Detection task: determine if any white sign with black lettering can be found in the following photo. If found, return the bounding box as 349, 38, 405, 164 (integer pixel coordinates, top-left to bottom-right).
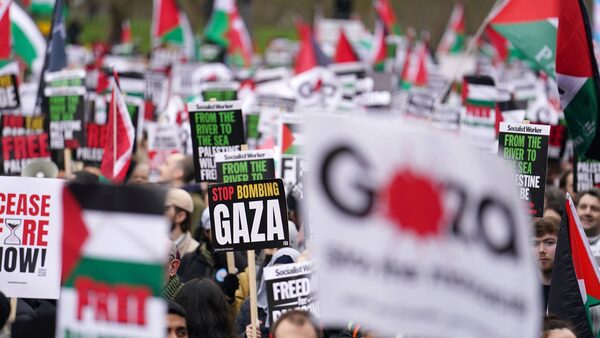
264, 261, 319, 324
307, 115, 540, 338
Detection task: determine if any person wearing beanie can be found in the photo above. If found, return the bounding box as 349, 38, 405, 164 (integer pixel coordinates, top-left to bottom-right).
165, 188, 199, 259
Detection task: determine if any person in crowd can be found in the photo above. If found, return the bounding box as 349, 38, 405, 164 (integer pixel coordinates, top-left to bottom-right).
542, 315, 577, 338
179, 208, 247, 305
166, 188, 199, 258
163, 240, 184, 300
531, 217, 559, 309
559, 169, 575, 199
127, 162, 150, 185
544, 186, 564, 219
159, 154, 195, 188
174, 278, 237, 338
236, 248, 301, 337
576, 188, 600, 263
270, 310, 321, 338
0, 292, 10, 336
167, 300, 188, 338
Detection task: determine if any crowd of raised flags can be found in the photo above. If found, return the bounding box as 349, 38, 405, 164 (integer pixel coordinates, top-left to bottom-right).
1, 0, 600, 337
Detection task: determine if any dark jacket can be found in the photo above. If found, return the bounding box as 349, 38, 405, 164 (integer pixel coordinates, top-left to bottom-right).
235, 298, 268, 338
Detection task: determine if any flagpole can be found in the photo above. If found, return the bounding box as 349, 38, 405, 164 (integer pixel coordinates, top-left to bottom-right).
113, 76, 117, 175
435, 0, 505, 107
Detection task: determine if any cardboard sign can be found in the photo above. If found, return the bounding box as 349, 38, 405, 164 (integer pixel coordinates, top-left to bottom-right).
264, 261, 319, 324
0, 115, 51, 175
45, 86, 86, 150
0, 74, 20, 110
0, 177, 63, 299
574, 158, 600, 192
208, 179, 289, 252
75, 123, 108, 165
201, 82, 239, 102
188, 101, 245, 182
57, 183, 167, 338
146, 123, 182, 182
45, 69, 86, 88
499, 123, 550, 217
278, 115, 305, 187
307, 115, 539, 338
215, 150, 275, 183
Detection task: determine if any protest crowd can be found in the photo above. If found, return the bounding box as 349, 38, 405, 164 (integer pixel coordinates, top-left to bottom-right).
2, 0, 600, 337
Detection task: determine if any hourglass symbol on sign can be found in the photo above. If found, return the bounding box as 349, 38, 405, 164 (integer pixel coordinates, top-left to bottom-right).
4, 218, 22, 245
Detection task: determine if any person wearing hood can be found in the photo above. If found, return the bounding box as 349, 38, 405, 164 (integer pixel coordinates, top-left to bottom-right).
235, 247, 301, 338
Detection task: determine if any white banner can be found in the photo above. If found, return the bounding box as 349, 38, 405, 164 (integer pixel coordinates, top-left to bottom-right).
307, 115, 540, 338
0, 177, 63, 299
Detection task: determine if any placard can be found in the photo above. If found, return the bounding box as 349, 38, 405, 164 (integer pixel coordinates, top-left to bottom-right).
201, 81, 239, 102
307, 115, 539, 338
75, 123, 108, 165
278, 115, 305, 186
215, 149, 275, 183
574, 157, 600, 192
45, 86, 86, 150
264, 261, 319, 324
0, 177, 63, 299
188, 101, 245, 182
498, 122, 550, 217
208, 179, 289, 252
0, 73, 20, 110
0, 114, 51, 175
56, 183, 167, 338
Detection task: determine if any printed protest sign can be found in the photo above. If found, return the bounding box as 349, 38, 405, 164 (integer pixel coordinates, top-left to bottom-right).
278, 114, 305, 187
264, 261, 318, 324
45, 69, 86, 88
307, 115, 540, 338
0, 177, 63, 299
208, 179, 289, 252
0, 73, 20, 110
57, 183, 167, 338
45, 86, 86, 150
574, 158, 600, 192
188, 101, 245, 182
146, 122, 182, 181
201, 82, 239, 102
1, 114, 51, 175
499, 122, 550, 217
75, 122, 108, 165
215, 150, 275, 183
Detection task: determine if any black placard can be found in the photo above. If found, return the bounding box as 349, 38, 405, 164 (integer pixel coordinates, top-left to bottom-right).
45, 87, 85, 150
498, 123, 550, 217
208, 179, 289, 252
188, 101, 245, 182
0, 114, 50, 175
0, 74, 20, 110
574, 157, 600, 192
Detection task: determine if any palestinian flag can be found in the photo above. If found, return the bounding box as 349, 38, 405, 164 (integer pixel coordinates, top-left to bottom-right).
489, 0, 558, 76
401, 41, 428, 89
151, 0, 194, 59
100, 71, 136, 183
280, 120, 303, 156
204, 0, 253, 68
10, 2, 46, 72
437, 1, 465, 55
294, 20, 330, 75
371, 18, 388, 72
374, 0, 401, 36
58, 183, 167, 338
548, 194, 600, 338
334, 29, 360, 64
121, 19, 132, 44
556, 0, 600, 161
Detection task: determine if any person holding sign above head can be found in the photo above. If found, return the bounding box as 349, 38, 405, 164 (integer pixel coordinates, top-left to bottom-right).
166, 188, 200, 259
576, 189, 600, 264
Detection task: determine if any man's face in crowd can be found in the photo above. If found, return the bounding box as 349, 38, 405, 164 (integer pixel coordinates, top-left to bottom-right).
159, 154, 184, 183
531, 233, 557, 274
166, 314, 188, 338
274, 320, 318, 338
577, 194, 600, 232
546, 328, 576, 338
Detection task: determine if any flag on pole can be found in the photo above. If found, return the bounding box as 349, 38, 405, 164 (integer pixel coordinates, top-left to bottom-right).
204, 0, 253, 68
9, 2, 46, 73
370, 17, 388, 72
333, 29, 360, 64
374, 0, 401, 36
401, 41, 428, 89
121, 19, 132, 45
294, 20, 330, 75
548, 194, 600, 338
151, 0, 194, 59
556, 0, 600, 160
100, 71, 136, 183
437, 1, 465, 55
489, 0, 558, 76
